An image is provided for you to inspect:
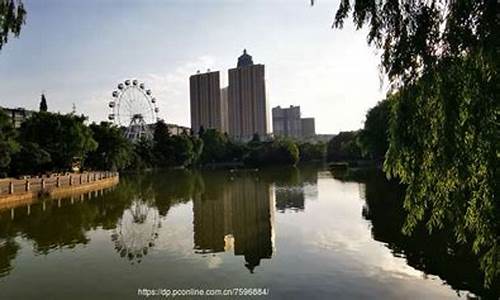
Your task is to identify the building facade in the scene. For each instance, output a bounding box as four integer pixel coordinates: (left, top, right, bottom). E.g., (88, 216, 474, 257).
(189, 70, 228, 134)
(272, 105, 302, 139)
(301, 117, 316, 138)
(228, 50, 269, 141)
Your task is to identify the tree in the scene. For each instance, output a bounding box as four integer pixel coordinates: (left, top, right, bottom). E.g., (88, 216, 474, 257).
(327, 131, 362, 162)
(39, 93, 48, 112)
(298, 142, 326, 162)
(358, 98, 393, 160)
(17, 112, 97, 172)
(169, 134, 195, 167)
(10, 142, 51, 175)
(199, 128, 229, 164)
(0, 108, 19, 176)
(329, 0, 499, 285)
(153, 120, 174, 167)
(86, 122, 133, 171)
(330, 1, 498, 85)
(244, 139, 299, 167)
(251, 132, 261, 143)
(129, 137, 155, 170)
(0, 0, 26, 51)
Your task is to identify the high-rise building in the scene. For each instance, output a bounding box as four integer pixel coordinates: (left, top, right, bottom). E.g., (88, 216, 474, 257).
(220, 86, 229, 133)
(228, 50, 269, 141)
(272, 105, 302, 139)
(189, 70, 228, 134)
(301, 117, 316, 138)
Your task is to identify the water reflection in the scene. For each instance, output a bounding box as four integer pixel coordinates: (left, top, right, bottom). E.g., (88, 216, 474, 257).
(332, 168, 500, 298)
(111, 199, 160, 263)
(267, 166, 318, 213)
(0, 166, 497, 298)
(193, 172, 274, 273)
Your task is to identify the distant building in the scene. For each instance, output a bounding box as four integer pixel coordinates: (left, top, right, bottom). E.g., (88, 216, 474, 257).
(228, 50, 269, 141)
(0, 107, 34, 128)
(272, 105, 302, 139)
(301, 117, 315, 138)
(272, 105, 315, 139)
(147, 123, 190, 136)
(189, 70, 228, 134)
(167, 123, 190, 136)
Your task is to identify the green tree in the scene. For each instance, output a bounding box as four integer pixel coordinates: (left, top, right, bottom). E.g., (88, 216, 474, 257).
(153, 120, 174, 167)
(330, 0, 499, 284)
(39, 93, 48, 112)
(17, 112, 97, 172)
(199, 128, 229, 164)
(86, 122, 133, 171)
(129, 137, 155, 170)
(327, 131, 362, 162)
(298, 142, 326, 162)
(10, 142, 51, 175)
(245, 139, 299, 167)
(0, 108, 19, 176)
(358, 98, 393, 160)
(169, 134, 195, 167)
(0, 0, 26, 51)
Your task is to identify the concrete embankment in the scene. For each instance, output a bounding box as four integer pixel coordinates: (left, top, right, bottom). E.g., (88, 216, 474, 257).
(0, 172, 119, 208)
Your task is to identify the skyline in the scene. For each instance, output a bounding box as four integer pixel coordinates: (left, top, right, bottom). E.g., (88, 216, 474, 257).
(0, 0, 386, 134)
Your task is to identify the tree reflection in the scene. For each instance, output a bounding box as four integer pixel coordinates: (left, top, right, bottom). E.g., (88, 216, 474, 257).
(263, 165, 319, 213)
(0, 238, 19, 278)
(357, 169, 500, 298)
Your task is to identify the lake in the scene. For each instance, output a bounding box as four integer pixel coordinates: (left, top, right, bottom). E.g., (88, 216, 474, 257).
(0, 165, 497, 299)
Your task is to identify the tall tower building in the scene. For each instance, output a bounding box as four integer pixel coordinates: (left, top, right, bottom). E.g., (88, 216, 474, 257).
(189, 70, 228, 134)
(228, 49, 269, 141)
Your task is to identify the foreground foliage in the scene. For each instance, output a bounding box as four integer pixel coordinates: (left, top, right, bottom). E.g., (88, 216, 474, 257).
(330, 0, 499, 285)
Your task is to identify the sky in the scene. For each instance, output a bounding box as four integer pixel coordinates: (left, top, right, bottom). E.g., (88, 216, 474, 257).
(0, 0, 386, 134)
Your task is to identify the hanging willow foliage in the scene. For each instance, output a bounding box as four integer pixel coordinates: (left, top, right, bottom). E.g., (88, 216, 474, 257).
(327, 0, 499, 286)
(0, 0, 26, 50)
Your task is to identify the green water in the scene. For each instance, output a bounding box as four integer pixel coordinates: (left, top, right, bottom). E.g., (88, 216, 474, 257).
(0, 166, 497, 299)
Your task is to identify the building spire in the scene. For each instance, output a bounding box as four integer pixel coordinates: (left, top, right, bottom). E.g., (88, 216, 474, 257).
(237, 49, 253, 68)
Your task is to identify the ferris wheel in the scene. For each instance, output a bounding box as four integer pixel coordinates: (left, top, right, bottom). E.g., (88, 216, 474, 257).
(108, 79, 159, 141)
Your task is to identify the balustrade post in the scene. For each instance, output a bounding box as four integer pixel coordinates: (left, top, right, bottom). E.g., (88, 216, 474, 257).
(9, 181, 14, 194)
(42, 179, 46, 189)
(79, 175, 83, 185)
(25, 180, 30, 192)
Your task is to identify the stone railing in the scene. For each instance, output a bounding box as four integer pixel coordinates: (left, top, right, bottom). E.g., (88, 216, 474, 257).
(0, 172, 119, 196)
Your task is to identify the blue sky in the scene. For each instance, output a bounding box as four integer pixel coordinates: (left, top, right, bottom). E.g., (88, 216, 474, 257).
(0, 0, 386, 134)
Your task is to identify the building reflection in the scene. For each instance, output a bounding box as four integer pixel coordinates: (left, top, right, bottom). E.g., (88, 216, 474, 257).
(272, 166, 318, 213)
(193, 173, 274, 273)
(275, 187, 304, 213)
